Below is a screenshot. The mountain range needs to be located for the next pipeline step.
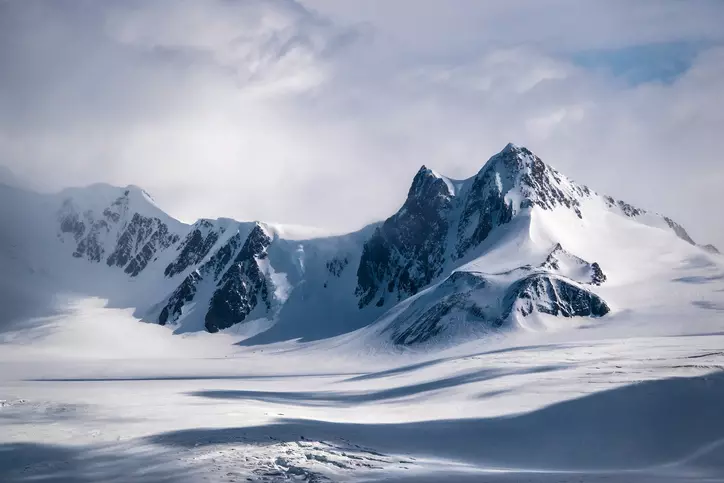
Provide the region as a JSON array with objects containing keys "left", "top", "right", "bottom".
[{"left": 0, "top": 143, "right": 718, "bottom": 347}]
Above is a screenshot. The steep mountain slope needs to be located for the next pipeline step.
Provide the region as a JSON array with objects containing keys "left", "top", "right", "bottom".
[
  {"left": 56, "top": 184, "right": 184, "bottom": 276},
  {"left": 0, "top": 144, "right": 716, "bottom": 347}
]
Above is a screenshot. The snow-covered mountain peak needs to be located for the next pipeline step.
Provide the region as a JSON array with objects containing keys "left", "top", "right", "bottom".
[
  {"left": 54, "top": 182, "right": 184, "bottom": 276},
  {"left": 57, "top": 183, "right": 169, "bottom": 222},
  {"left": 471, "top": 143, "right": 590, "bottom": 218},
  {"left": 4, "top": 143, "right": 714, "bottom": 349},
  {"left": 408, "top": 165, "right": 456, "bottom": 201}
]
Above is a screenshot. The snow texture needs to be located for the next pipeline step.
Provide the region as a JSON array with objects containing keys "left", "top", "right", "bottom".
[{"left": 1, "top": 144, "right": 724, "bottom": 481}]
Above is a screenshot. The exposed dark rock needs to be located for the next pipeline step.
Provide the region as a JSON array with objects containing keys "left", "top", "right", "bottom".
[
  {"left": 164, "top": 220, "right": 221, "bottom": 278},
  {"left": 58, "top": 208, "right": 86, "bottom": 241},
  {"left": 72, "top": 219, "right": 108, "bottom": 262},
  {"left": 204, "top": 225, "right": 273, "bottom": 333},
  {"left": 106, "top": 213, "right": 179, "bottom": 277},
  {"left": 516, "top": 146, "right": 587, "bottom": 217},
  {"left": 356, "top": 166, "right": 453, "bottom": 308},
  {"left": 541, "top": 243, "right": 568, "bottom": 271},
  {"left": 456, "top": 144, "right": 591, "bottom": 260},
  {"left": 541, "top": 243, "right": 607, "bottom": 286},
  {"left": 590, "top": 262, "right": 607, "bottom": 285},
  {"left": 125, "top": 223, "right": 179, "bottom": 277},
  {"left": 701, "top": 244, "right": 721, "bottom": 254},
  {"left": 505, "top": 274, "right": 609, "bottom": 319},
  {"left": 455, "top": 162, "right": 514, "bottom": 258},
  {"left": 159, "top": 271, "right": 202, "bottom": 326},
  {"left": 387, "top": 271, "right": 493, "bottom": 346},
  {"left": 617, "top": 200, "right": 644, "bottom": 218},
  {"left": 155, "top": 230, "right": 248, "bottom": 327},
  {"left": 325, "top": 256, "right": 349, "bottom": 277},
  {"left": 386, "top": 269, "right": 609, "bottom": 346},
  {"left": 663, "top": 216, "right": 695, "bottom": 245},
  {"left": 391, "top": 295, "right": 463, "bottom": 345},
  {"left": 58, "top": 192, "right": 179, "bottom": 273},
  {"left": 202, "top": 232, "right": 245, "bottom": 281},
  {"left": 107, "top": 214, "right": 155, "bottom": 268}
]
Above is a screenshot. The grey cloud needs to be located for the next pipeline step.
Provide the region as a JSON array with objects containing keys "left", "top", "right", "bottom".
[{"left": 0, "top": 0, "right": 722, "bottom": 249}]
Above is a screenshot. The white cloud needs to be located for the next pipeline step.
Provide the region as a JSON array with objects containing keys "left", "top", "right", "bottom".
[{"left": 0, "top": 0, "right": 722, "bottom": 248}]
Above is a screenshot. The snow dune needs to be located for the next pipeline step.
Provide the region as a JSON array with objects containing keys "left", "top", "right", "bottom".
[{"left": 2, "top": 295, "right": 724, "bottom": 482}]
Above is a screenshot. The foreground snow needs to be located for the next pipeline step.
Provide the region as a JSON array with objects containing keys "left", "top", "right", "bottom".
[{"left": 2, "top": 298, "right": 724, "bottom": 482}]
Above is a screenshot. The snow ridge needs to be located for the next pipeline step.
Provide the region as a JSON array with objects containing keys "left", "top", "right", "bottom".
[{"left": 1, "top": 143, "right": 716, "bottom": 347}]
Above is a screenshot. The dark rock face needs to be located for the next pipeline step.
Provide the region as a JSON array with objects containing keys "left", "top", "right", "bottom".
[
  {"left": 541, "top": 243, "right": 568, "bottom": 271},
  {"left": 356, "top": 167, "right": 453, "bottom": 308},
  {"left": 125, "top": 222, "right": 179, "bottom": 277},
  {"left": 590, "top": 262, "right": 607, "bottom": 285},
  {"left": 155, "top": 231, "right": 246, "bottom": 327},
  {"left": 58, "top": 192, "right": 179, "bottom": 275},
  {"left": 663, "top": 216, "right": 695, "bottom": 245},
  {"left": 455, "top": 144, "right": 589, "bottom": 259},
  {"left": 603, "top": 195, "right": 695, "bottom": 246},
  {"left": 107, "top": 214, "right": 179, "bottom": 277},
  {"left": 107, "top": 214, "right": 154, "bottom": 268},
  {"left": 505, "top": 274, "right": 609, "bottom": 319},
  {"left": 326, "top": 257, "right": 349, "bottom": 277},
  {"left": 701, "top": 244, "right": 721, "bottom": 254},
  {"left": 515, "top": 147, "right": 588, "bottom": 218},
  {"left": 386, "top": 268, "right": 610, "bottom": 347},
  {"left": 455, "top": 163, "right": 514, "bottom": 258},
  {"left": 603, "top": 196, "right": 645, "bottom": 218},
  {"left": 58, "top": 206, "right": 86, "bottom": 241},
  {"left": 541, "top": 243, "right": 607, "bottom": 286},
  {"left": 203, "top": 232, "right": 245, "bottom": 281},
  {"left": 204, "top": 225, "right": 273, "bottom": 333},
  {"left": 391, "top": 294, "right": 465, "bottom": 346},
  {"left": 72, "top": 220, "right": 108, "bottom": 262},
  {"left": 164, "top": 220, "right": 222, "bottom": 278},
  {"left": 159, "top": 271, "right": 201, "bottom": 326},
  {"left": 387, "top": 271, "right": 493, "bottom": 346}
]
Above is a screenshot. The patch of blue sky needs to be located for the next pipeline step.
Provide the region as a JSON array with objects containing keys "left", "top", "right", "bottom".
[{"left": 571, "top": 41, "right": 713, "bottom": 85}]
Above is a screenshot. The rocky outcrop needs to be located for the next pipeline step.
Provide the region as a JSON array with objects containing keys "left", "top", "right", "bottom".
[
  {"left": 159, "top": 271, "right": 201, "bottom": 326},
  {"left": 385, "top": 269, "right": 609, "bottom": 347},
  {"left": 204, "top": 225, "right": 273, "bottom": 333},
  {"left": 701, "top": 244, "right": 721, "bottom": 255},
  {"left": 504, "top": 274, "right": 610, "bottom": 319},
  {"left": 154, "top": 230, "right": 248, "bottom": 327},
  {"left": 386, "top": 271, "right": 494, "bottom": 346},
  {"left": 454, "top": 160, "right": 514, "bottom": 258},
  {"left": 164, "top": 220, "right": 222, "bottom": 278},
  {"left": 51, "top": 143, "right": 698, "bottom": 342},
  {"left": 107, "top": 213, "right": 179, "bottom": 276},
  {"left": 541, "top": 243, "right": 607, "bottom": 286},
  {"left": 356, "top": 167, "right": 454, "bottom": 308},
  {"left": 58, "top": 189, "right": 179, "bottom": 275}
]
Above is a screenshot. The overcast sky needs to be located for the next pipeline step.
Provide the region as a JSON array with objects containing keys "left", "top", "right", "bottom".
[{"left": 1, "top": 0, "right": 723, "bottom": 246}]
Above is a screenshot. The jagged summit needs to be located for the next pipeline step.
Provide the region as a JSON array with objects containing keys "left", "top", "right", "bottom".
[
  {"left": 407, "top": 165, "right": 455, "bottom": 200},
  {"left": 2, "top": 142, "right": 713, "bottom": 347}
]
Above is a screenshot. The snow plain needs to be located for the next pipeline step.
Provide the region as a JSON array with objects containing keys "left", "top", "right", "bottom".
[
  {"left": 2, "top": 152, "right": 724, "bottom": 482},
  {"left": 2, "top": 282, "right": 724, "bottom": 482}
]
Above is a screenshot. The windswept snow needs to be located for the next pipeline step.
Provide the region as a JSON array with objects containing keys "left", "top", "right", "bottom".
[
  {"left": 2, "top": 292, "right": 724, "bottom": 482},
  {"left": 2, "top": 144, "right": 724, "bottom": 481}
]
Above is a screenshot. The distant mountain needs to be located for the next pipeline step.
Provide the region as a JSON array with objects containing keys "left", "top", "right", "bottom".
[
  {"left": 0, "top": 165, "right": 28, "bottom": 190},
  {"left": 0, "top": 144, "right": 717, "bottom": 346},
  {"left": 701, "top": 244, "right": 721, "bottom": 255}
]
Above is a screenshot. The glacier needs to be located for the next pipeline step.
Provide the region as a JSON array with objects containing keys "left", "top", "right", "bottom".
[{"left": 1, "top": 143, "right": 724, "bottom": 482}]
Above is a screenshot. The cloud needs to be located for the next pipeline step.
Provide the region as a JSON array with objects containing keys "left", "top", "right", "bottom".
[{"left": 0, "top": 0, "right": 723, "bottom": 248}]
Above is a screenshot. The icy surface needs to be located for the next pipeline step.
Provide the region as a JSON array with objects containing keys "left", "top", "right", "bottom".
[
  {"left": 2, "top": 144, "right": 724, "bottom": 481},
  {"left": 2, "top": 295, "right": 724, "bottom": 482}
]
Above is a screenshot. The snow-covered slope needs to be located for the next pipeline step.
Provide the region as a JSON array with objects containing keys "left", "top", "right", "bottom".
[{"left": 0, "top": 143, "right": 719, "bottom": 348}]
